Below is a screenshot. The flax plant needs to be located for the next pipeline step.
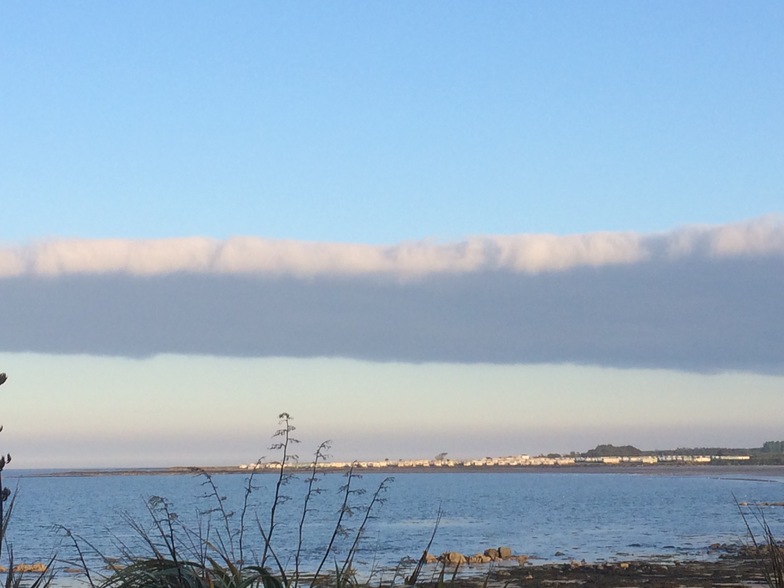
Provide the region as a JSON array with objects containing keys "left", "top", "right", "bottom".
[{"left": 83, "top": 412, "right": 393, "bottom": 588}]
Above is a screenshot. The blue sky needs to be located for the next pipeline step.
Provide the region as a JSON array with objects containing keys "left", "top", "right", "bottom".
[{"left": 1, "top": 3, "right": 783, "bottom": 467}]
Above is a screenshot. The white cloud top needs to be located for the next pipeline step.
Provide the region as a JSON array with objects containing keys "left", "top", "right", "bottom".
[
  {"left": 1, "top": 216, "right": 782, "bottom": 372},
  {"left": 2, "top": 216, "right": 782, "bottom": 279}
]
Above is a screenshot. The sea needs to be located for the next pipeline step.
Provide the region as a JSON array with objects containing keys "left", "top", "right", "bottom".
[{"left": 3, "top": 467, "right": 784, "bottom": 582}]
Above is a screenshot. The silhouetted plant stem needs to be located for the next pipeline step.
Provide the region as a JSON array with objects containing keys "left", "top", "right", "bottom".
[
  {"left": 0, "top": 373, "right": 53, "bottom": 588},
  {"left": 0, "top": 372, "right": 9, "bottom": 563},
  {"left": 255, "top": 513, "right": 288, "bottom": 584},
  {"left": 736, "top": 495, "right": 784, "bottom": 588},
  {"left": 311, "top": 463, "right": 358, "bottom": 585},
  {"left": 197, "top": 469, "right": 236, "bottom": 562},
  {"left": 293, "top": 440, "right": 331, "bottom": 588},
  {"left": 57, "top": 526, "right": 97, "bottom": 588},
  {"left": 262, "top": 412, "right": 299, "bottom": 569},
  {"left": 238, "top": 458, "right": 263, "bottom": 567},
  {"left": 339, "top": 476, "right": 393, "bottom": 580},
  {"left": 405, "top": 507, "right": 442, "bottom": 585}
]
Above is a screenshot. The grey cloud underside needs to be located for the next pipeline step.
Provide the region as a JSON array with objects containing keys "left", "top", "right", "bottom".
[{"left": 1, "top": 256, "right": 782, "bottom": 372}]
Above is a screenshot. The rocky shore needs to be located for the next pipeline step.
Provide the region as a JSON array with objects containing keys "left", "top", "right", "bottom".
[
  {"left": 410, "top": 558, "right": 771, "bottom": 587},
  {"left": 6, "top": 547, "right": 780, "bottom": 587},
  {"left": 407, "top": 544, "right": 782, "bottom": 587},
  {"left": 469, "top": 557, "right": 767, "bottom": 587}
]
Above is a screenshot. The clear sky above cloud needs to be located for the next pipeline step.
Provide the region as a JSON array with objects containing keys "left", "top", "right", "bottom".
[
  {"left": 0, "top": 3, "right": 782, "bottom": 467},
  {"left": 2, "top": 2, "right": 783, "bottom": 243}
]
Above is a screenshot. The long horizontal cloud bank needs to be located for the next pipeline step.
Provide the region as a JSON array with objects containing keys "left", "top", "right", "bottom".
[
  {"left": 1, "top": 217, "right": 782, "bottom": 372},
  {"left": 2, "top": 216, "right": 784, "bottom": 279}
]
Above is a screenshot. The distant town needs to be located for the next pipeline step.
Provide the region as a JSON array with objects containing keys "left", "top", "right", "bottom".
[
  {"left": 240, "top": 440, "right": 784, "bottom": 471},
  {"left": 32, "top": 441, "right": 784, "bottom": 478}
]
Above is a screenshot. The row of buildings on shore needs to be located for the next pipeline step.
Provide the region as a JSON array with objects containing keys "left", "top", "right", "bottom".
[{"left": 238, "top": 453, "right": 752, "bottom": 471}]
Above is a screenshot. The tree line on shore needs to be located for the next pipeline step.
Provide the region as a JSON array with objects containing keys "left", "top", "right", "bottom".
[{"left": 578, "top": 441, "right": 784, "bottom": 464}]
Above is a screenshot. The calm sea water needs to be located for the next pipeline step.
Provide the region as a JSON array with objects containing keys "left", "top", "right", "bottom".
[{"left": 4, "top": 468, "right": 784, "bottom": 579}]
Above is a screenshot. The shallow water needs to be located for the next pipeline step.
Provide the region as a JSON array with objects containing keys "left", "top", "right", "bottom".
[{"left": 4, "top": 468, "right": 784, "bottom": 578}]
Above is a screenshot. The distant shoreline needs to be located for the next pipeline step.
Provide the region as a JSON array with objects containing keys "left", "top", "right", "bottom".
[{"left": 22, "top": 463, "right": 784, "bottom": 478}]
